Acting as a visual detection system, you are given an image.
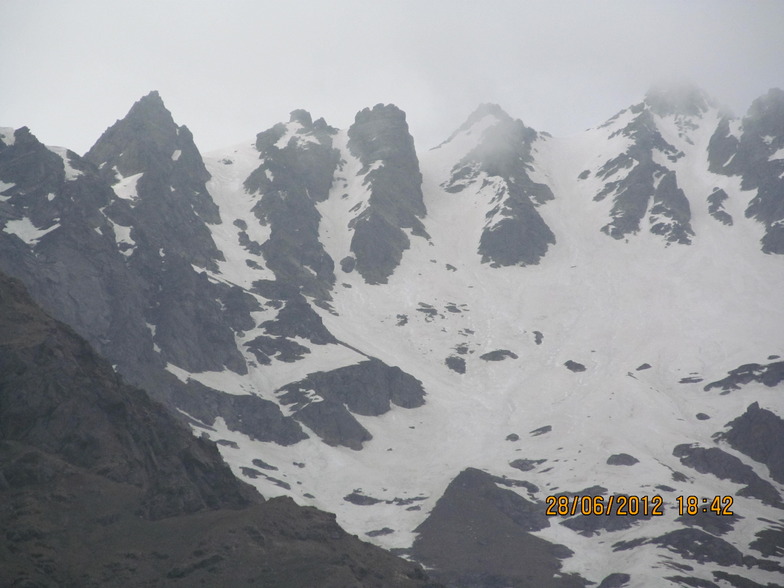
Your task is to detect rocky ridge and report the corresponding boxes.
[1,82,783,587]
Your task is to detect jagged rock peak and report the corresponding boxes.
[644,81,714,117]
[85,90,193,179]
[464,103,513,125]
[119,90,176,136]
[346,102,428,284]
[441,103,515,145]
[285,109,337,135]
[289,108,313,127]
[2,126,39,148]
[745,87,784,134]
[355,102,407,121]
[136,89,165,107]
[348,103,420,169]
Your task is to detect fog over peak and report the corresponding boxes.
[1,1,782,152]
[644,80,715,117]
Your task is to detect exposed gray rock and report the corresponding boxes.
[595,102,694,243]
[559,487,652,537]
[251,458,278,471]
[340,255,356,273]
[750,524,784,558]
[597,573,631,588]
[445,355,466,374]
[564,360,586,372]
[680,376,704,384]
[347,104,429,284]
[0,126,166,384]
[169,378,307,446]
[663,576,719,588]
[672,444,782,507]
[244,110,340,300]
[288,398,372,451]
[259,294,338,344]
[279,358,426,416]
[240,466,262,479]
[676,509,738,536]
[412,467,585,588]
[85,91,222,268]
[707,188,734,225]
[445,105,556,267]
[712,571,777,587]
[509,458,546,472]
[276,358,425,449]
[344,492,383,505]
[606,453,638,466]
[0,272,258,519]
[651,528,744,566]
[649,171,694,244]
[562,508,651,537]
[715,402,784,484]
[708,117,741,174]
[367,527,395,537]
[480,349,518,361]
[152,256,247,374]
[244,334,310,364]
[416,302,439,320]
[708,89,784,254]
[704,360,784,393]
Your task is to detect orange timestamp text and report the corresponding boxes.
[545,494,735,517]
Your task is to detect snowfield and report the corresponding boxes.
[190,103,784,586]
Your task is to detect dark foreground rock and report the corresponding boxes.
[0,272,437,587]
[412,467,587,588]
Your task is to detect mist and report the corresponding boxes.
[1,0,782,153]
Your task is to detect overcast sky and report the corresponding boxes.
[2,0,783,154]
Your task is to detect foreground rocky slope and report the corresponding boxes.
[0,272,436,587]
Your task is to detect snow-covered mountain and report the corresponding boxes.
[1,83,783,587]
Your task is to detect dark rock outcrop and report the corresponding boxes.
[606,453,639,466]
[649,171,694,244]
[412,467,586,588]
[707,188,734,225]
[715,402,784,484]
[564,360,587,372]
[676,509,738,536]
[707,88,784,253]
[85,90,222,267]
[0,272,437,587]
[597,573,631,588]
[277,358,426,449]
[347,104,429,284]
[445,355,466,374]
[244,110,340,300]
[169,378,307,445]
[650,528,744,567]
[595,98,694,243]
[0,272,255,519]
[480,349,518,361]
[672,444,782,507]
[444,104,556,267]
[703,360,784,393]
[1,95,251,385]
